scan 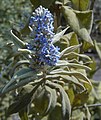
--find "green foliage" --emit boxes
[62,6,93,50]
[70,0,90,11]
[0,0,101,120]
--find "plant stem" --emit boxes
[74,103,101,110]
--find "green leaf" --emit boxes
[12,68,34,80]
[56,60,91,70]
[65,88,75,105]
[62,6,80,33]
[1,69,40,96]
[62,32,80,49]
[11,29,26,48]
[54,36,70,51]
[63,0,70,5]
[2,68,34,93]
[32,86,57,117]
[73,91,89,107]
[62,6,93,48]
[71,111,85,120]
[63,75,85,90]
[43,86,57,116]
[46,81,71,120]
[52,27,69,44]
[78,28,93,50]
[20,23,31,36]
[18,48,33,54]
[32,87,50,116]
[19,108,28,120]
[94,41,101,60]
[80,79,92,92]
[48,103,63,120]
[69,32,80,53]
[58,32,79,53]
[74,10,93,33]
[50,69,92,84]
[88,58,96,77]
[10,60,30,76]
[63,52,91,61]
[46,74,85,90]
[7,85,39,116]
[70,0,90,11]
[60,44,81,57]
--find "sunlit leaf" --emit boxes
[63,52,91,61]
[62,6,80,33]
[56,60,91,70]
[62,6,93,49]
[78,28,93,50]
[50,69,91,84]
[60,44,81,57]
[11,29,25,48]
[52,27,69,44]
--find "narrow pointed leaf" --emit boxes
[43,86,57,116]
[2,68,34,93]
[94,41,101,60]
[46,81,71,120]
[56,60,91,70]
[11,30,26,48]
[52,27,69,44]
[60,44,81,57]
[63,52,91,61]
[7,85,39,116]
[0,71,40,96]
[50,69,91,84]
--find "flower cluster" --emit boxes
[27,6,60,66]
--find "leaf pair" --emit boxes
[62,6,93,50]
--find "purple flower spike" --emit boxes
[27,6,60,66]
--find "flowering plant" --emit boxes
[0,0,97,120]
[27,6,60,67]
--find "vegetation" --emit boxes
[0,0,101,120]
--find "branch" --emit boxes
[74,103,101,110]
